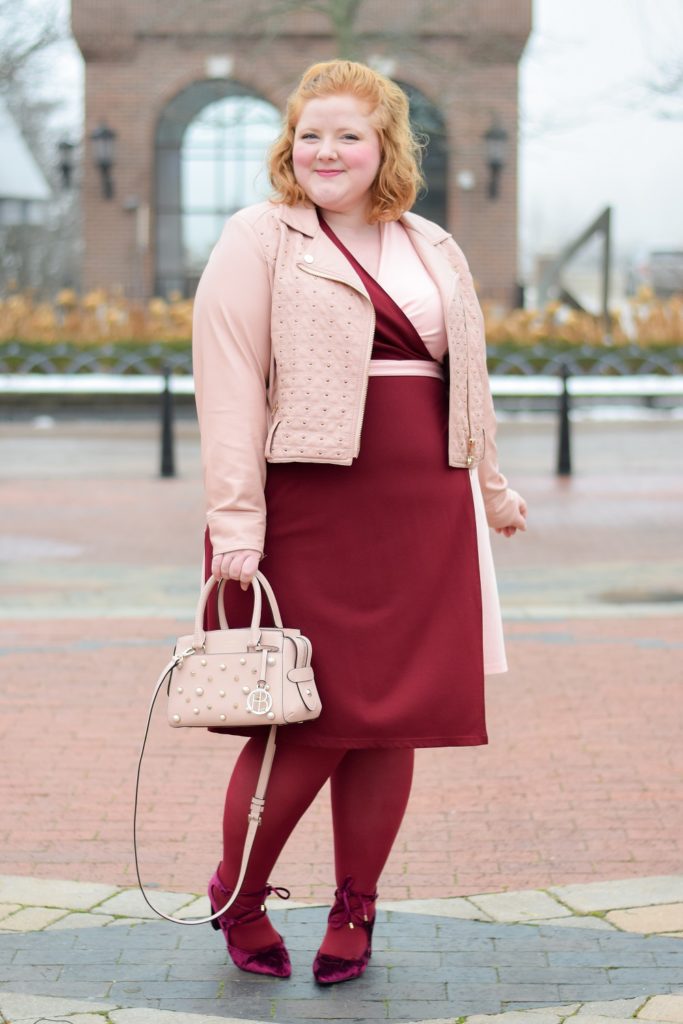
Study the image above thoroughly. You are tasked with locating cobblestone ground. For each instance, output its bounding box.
[1,411,682,1023]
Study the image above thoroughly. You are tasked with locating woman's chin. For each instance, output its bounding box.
[306,185,347,208]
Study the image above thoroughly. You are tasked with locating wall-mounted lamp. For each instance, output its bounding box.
[91,122,116,199]
[57,140,76,189]
[456,169,476,191]
[483,118,508,200]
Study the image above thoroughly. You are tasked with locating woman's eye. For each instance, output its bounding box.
[342,134,359,141]
[300,132,318,140]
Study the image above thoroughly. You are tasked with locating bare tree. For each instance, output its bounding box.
[628,0,683,120]
[252,0,367,60]
[643,59,683,120]
[0,0,81,296]
[0,0,64,91]
[239,0,463,64]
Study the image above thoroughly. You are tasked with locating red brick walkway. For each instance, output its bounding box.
[2,614,680,901]
[1,417,682,901]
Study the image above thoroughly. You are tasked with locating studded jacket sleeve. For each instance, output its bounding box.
[192,211,272,556]
[446,239,523,530]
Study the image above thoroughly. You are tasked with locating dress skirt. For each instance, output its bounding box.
[204,370,490,749]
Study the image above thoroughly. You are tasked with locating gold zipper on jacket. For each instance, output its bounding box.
[297,263,376,459]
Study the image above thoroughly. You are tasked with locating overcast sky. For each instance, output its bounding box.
[44,0,683,280]
[520,0,683,275]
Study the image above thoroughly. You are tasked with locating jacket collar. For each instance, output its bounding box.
[276,202,451,246]
[276,202,457,309]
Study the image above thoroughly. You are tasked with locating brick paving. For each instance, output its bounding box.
[1,876,683,1023]
[1,412,683,1022]
[2,908,683,1020]
[0,613,681,897]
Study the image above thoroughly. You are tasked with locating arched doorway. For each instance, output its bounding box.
[398,81,448,228]
[155,81,281,297]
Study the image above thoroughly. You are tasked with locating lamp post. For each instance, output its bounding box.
[483,118,508,200]
[91,122,116,199]
[57,140,76,189]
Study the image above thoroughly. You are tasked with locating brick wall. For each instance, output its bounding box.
[72,0,531,305]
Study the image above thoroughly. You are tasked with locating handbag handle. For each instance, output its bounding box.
[192,572,262,649]
[212,570,285,635]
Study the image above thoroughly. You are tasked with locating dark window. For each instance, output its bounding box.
[398,81,448,228]
[155,82,280,297]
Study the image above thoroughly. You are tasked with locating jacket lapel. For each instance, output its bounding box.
[400,221,459,325]
[278,203,369,298]
[299,228,370,299]
[278,202,457,308]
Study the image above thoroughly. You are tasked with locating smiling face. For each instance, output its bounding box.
[291,93,382,220]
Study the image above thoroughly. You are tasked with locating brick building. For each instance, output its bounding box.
[71,0,531,304]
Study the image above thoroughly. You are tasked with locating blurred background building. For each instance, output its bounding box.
[70,0,532,305]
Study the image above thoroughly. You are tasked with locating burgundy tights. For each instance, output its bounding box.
[218,735,414,957]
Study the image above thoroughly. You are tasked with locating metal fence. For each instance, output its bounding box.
[1,341,682,377]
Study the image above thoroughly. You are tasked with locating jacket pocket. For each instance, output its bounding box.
[264,418,282,456]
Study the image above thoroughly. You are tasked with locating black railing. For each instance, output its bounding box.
[2,341,683,377]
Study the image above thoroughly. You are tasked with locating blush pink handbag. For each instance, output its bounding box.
[133,570,321,925]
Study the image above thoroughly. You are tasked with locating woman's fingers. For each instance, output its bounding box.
[238,552,261,590]
[211,554,226,578]
[494,493,528,538]
[211,550,261,589]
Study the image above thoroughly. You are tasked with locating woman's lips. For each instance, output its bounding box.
[315,169,343,176]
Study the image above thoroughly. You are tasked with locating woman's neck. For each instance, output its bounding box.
[318,206,376,236]
[318,208,382,276]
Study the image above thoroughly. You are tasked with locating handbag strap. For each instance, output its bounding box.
[133,650,278,926]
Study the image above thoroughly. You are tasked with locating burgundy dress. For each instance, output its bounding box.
[203,219,486,749]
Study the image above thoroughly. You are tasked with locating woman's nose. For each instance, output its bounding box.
[317,139,338,160]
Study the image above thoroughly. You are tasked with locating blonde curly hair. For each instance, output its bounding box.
[269,60,425,223]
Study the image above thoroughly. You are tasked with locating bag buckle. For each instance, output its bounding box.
[248,796,265,825]
[174,646,196,667]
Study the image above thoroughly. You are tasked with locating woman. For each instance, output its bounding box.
[192,59,527,985]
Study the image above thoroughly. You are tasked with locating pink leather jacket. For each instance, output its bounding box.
[193,201,518,555]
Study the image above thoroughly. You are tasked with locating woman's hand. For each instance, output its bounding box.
[494,491,528,538]
[211,549,262,591]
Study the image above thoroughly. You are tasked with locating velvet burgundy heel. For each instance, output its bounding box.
[207,868,292,978]
[312,876,378,985]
